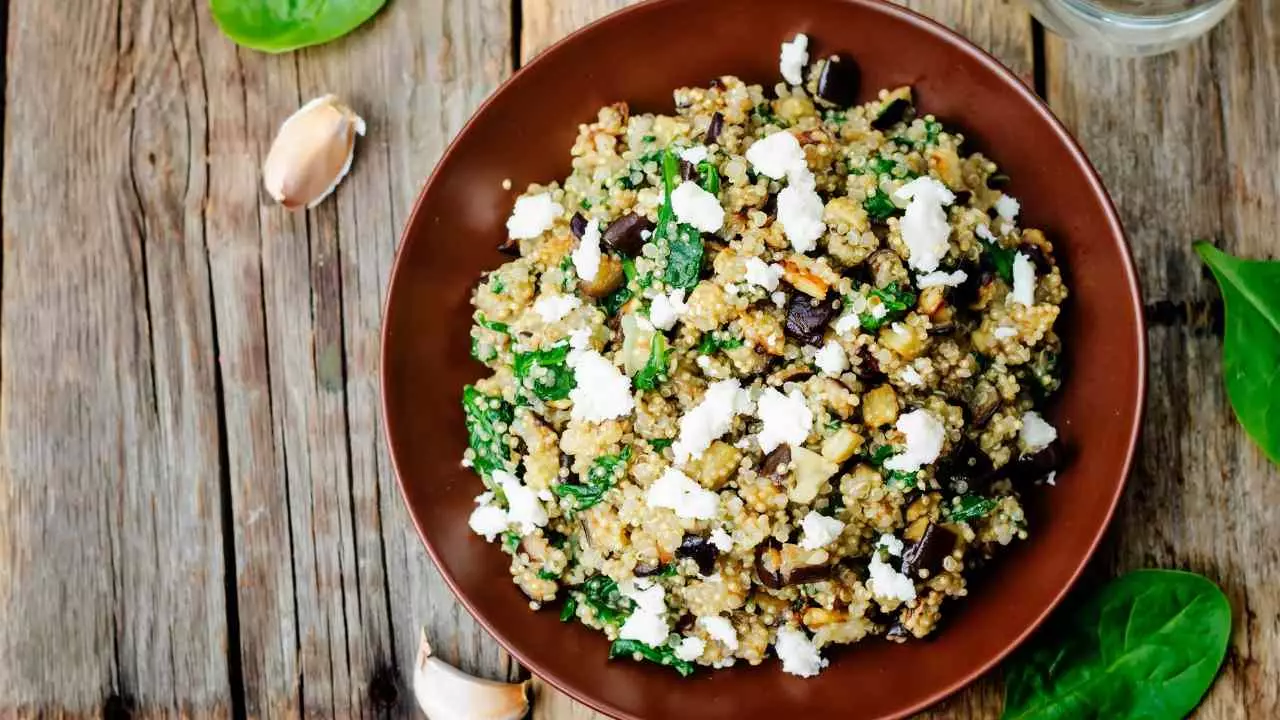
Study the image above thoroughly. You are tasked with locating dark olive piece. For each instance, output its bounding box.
[784,293,838,346]
[1018,244,1053,274]
[633,559,662,577]
[816,55,859,107]
[570,212,589,239]
[900,523,957,579]
[679,159,698,182]
[871,97,914,130]
[759,445,792,479]
[601,213,654,256]
[754,540,785,589]
[964,380,1002,429]
[885,623,912,642]
[852,345,887,384]
[937,440,998,495]
[705,111,725,145]
[676,534,719,576]
[1007,439,1066,484]
[986,172,1011,189]
[762,192,779,217]
[497,237,520,256]
[953,190,973,206]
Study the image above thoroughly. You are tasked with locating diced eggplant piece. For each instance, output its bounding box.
[633,559,663,577]
[759,444,793,479]
[602,213,654,257]
[762,192,778,217]
[866,249,908,289]
[852,345,887,384]
[784,293,838,346]
[755,539,785,589]
[1007,439,1066,484]
[937,440,997,495]
[871,92,914,131]
[579,255,626,298]
[816,55,859,107]
[705,111,725,145]
[885,622,911,642]
[779,543,832,585]
[680,159,698,182]
[900,523,957,580]
[676,534,720,576]
[1017,243,1053,274]
[964,380,1002,428]
[497,236,520,256]
[986,172,1011,189]
[953,190,973,206]
[570,212,589,239]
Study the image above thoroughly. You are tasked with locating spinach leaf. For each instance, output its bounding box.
[1196,243,1280,465]
[210,0,387,53]
[559,596,578,622]
[553,447,632,511]
[474,313,510,335]
[513,341,576,402]
[536,569,560,581]
[697,161,721,195]
[865,444,898,466]
[633,334,670,390]
[859,282,916,331]
[665,222,704,291]
[648,438,675,451]
[980,234,1017,283]
[924,119,943,146]
[462,386,513,479]
[696,331,744,354]
[577,574,634,625]
[609,639,696,677]
[946,494,998,522]
[863,188,899,221]
[1002,570,1231,720]
[501,530,521,554]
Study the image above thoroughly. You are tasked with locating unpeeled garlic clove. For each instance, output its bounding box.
[262,94,365,210]
[413,630,531,720]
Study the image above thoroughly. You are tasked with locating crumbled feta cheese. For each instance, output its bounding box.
[696,355,712,369]
[674,636,706,662]
[623,580,666,613]
[617,582,670,646]
[777,182,826,253]
[883,409,945,472]
[995,194,1020,220]
[813,340,847,376]
[1020,411,1058,452]
[671,180,725,233]
[505,192,562,239]
[567,349,634,422]
[993,325,1018,339]
[1010,252,1036,306]
[646,467,720,520]
[755,388,814,454]
[893,177,955,273]
[571,218,602,281]
[1046,471,1058,486]
[799,511,845,550]
[709,528,734,552]
[779,33,809,86]
[467,497,508,541]
[649,289,688,331]
[537,489,552,501]
[834,313,860,337]
[771,291,787,307]
[533,294,580,323]
[724,283,739,296]
[878,533,905,556]
[975,224,998,242]
[679,145,709,164]
[900,366,925,386]
[916,269,968,288]
[494,470,548,533]
[745,130,806,180]
[869,301,889,320]
[700,616,739,650]
[672,379,749,462]
[775,626,827,678]
[568,327,592,349]
[744,257,784,292]
[867,535,916,602]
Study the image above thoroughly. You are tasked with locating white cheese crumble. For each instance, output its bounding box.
[1010,252,1037,306]
[567,348,634,422]
[775,626,827,678]
[900,365,925,386]
[779,33,809,86]
[467,493,508,541]
[679,145,708,164]
[993,325,1018,340]
[672,379,749,462]
[709,528,734,552]
[755,388,813,454]
[1020,411,1058,452]
[532,294,580,323]
[975,223,998,242]
[671,180,725,233]
[798,511,845,550]
[700,616,739,650]
[618,582,670,646]
[916,269,969,288]
[505,192,562,239]
[649,289,688,331]
[646,467,720,520]
[867,534,916,602]
[771,291,788,307]
[834,312,860,337]
[568,327,592,350]
[893,177,955,273]
[744,257,784,292]
[813,340,848,376]
[745,130,806,180]
[1046,471,1058,486]
[674,636,706,662]
[995,194,1021,220]
[777,181,826,253]
[494,470,548,533]
[571,217,603,282]
[883,409,946,473]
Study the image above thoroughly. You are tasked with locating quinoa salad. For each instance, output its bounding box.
[462,33,1067,679]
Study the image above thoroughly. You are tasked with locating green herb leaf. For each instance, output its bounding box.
[1195,242,1280,465]
[924,119,943,146]
[641,134,657,143]
[863,188,899,221]
[210,0,387,53]
[697,331,744,354]
[577,574,634,625]
[866,444,897,466]
[501,530,521,554]
[648,438,675,451]
[945,494,999,523]
[665,224,705,292]
[609,639,696,677]
[859,282,916,331]
[697,161,721,195]
[602,258,636,316]
[513,341,576,401]
[462,386,514,480]
[1002,570,1231,720]
[536,569,560,581]
[554,448,632,511]
[634,334,670,390]
[474,313,510,335]
[980,234,1017,284]
[559,596,578,622]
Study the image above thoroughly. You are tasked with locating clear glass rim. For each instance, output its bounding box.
[1055,0,1236,26]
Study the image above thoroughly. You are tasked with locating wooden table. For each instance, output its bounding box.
[1,0,1276,717]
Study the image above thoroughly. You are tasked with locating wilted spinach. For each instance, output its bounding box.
[609,639,695,677]
[655,148,704,291]
[980,234,1017,284]
[859,282,916,331]
[1196,242,1280,466]
[210,0,388,53]
[696,331,744,354]
[945,494,998,522]
[576,574,634,625]
[863,188,899,221]
[633,334,671,391]
[461,386,513,480]
[513,341,575,401]
[1003,570,1231,720]
[554,448,632,511]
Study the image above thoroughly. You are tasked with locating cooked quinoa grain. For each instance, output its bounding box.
[460,34,1067,679]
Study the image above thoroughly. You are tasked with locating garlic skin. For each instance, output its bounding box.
[413,631,530,720]
[262,94,365,210]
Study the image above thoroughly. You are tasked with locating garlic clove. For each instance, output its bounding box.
[262,94,365,210]
[413,630,531,720]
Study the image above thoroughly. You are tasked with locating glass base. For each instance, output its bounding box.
[1024,0,1239,57]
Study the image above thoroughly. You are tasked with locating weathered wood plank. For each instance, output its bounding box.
[1044,2,1280,718]
[0,0,230,713]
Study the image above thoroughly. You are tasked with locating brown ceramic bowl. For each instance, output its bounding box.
[381,0,1146,717]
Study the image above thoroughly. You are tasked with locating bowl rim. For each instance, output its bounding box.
[380,0,1148,717]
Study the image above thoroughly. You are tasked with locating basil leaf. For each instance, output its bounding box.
[536,569,560,581]
[473,313,509,335]
[210,0,387,53]
[945,494,998,522]
[462,386,513,480]
[633,334,670,391]
[1196,242,1280,465]
[513,342,576,401]
[609,639,695,677]
[1002,570,1231,720]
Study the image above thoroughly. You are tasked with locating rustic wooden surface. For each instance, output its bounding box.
[0,0,1275,718]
